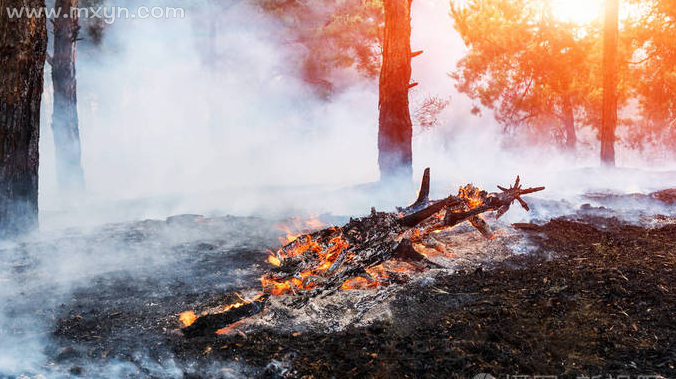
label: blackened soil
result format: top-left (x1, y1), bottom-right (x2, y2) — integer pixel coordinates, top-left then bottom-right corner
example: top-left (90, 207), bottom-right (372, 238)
top-left (1, 215), bottom-right (285, 378)
top-left (169, 218), bottom-right (676, 379)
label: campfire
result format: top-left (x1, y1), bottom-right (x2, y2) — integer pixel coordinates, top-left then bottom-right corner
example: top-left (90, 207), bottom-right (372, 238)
top-left (179, 169), bottom-right (545, 337)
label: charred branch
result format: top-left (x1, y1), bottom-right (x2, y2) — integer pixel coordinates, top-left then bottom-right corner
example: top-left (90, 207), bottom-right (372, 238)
top-left (182, 170), bottom-right (544, 333)
top-left (409, 167), bottom-right (430, 210)
top-left (182, 295), bottom-right (268, 338)
top-left (399, 197), bottom-right (463, 227)
top-left (393, 238), bottom-right (425, 262)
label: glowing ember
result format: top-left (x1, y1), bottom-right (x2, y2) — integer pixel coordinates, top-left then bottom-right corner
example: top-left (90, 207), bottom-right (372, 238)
top-left (262, 231), bottom-right (349, 295)
top-left (215, 319), bottom-right (247, 336)
top-left (221, 293), bottom-right (248, 312)
top-left (342, 260), bottom-right (417, 290)
top-left (266, 253), bottom-right (281, 267)
top-left (179, 311), bottom-right (198, 327)
top-left (458, 184), bottom-right (484, 209)
top-left (179, 293), bottom-right (267, 330)
top-left (341, 276), bottom-right (375, 290)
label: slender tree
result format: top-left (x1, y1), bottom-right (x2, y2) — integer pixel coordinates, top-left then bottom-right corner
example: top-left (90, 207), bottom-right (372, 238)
top-left (450, 0), bottom-right (599, 151)
top-left (51, 0), bottom-right (85, 191)
top-left (0, 0), bottom-right (47, 238)
top-left (625, 0), bottom-right (676, 150)
top-left (600, 0), bottom-right (619, 166)
top-left (378, 0), bottom-right (414, 181)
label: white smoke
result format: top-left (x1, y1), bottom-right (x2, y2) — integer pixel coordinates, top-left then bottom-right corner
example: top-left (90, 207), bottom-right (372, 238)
top-left (36, 0), bottom-right (676, 232)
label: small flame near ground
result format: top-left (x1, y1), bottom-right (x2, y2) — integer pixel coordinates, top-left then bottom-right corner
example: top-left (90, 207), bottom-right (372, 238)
top-left (267, 215), bottom-right (326, 265)
top-left (275, 215), bottom-right (324, 245)
top-left (262, 230), bottom-right (349, 295)
top-left (179, 311), bottom-right (198, 327)
top-left (179, 292), bottom-right (264, 328)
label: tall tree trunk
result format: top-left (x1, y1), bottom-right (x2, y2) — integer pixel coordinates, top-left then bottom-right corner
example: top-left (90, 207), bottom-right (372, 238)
top-left (378, 0), bottom-right (413, 182)
top-left (562, 96), bottom-right (577, 152)
top-left (52, 0), bottom-right (85, 192)
top-left (600, 0), bottom-right (619, 167)
top-left (0, 0), bottom-right (47, 238)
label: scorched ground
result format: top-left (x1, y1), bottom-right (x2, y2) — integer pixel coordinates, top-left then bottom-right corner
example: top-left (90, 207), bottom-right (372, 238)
top-left (1, 186), bottom-right (675, 379)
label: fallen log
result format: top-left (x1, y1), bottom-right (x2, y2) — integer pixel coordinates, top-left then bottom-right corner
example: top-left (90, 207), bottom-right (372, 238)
top-left (262, 170), bottom-right (545, 298)
top-left (181, 169), bottom-right (545, 335)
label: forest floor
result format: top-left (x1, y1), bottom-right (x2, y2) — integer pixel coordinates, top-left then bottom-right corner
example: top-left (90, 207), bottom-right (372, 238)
top-left (168, 216), bottom-right (676, 379)
top-left (2, 190), bottom-right (676, 379)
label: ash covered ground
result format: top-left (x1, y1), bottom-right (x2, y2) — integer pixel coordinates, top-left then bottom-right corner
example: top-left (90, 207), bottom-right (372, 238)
top-left (1, 185), bottom-right (676, 379)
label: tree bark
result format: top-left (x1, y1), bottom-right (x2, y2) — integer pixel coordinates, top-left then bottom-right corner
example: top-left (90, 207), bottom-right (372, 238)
top-left (600, 0), bottom-right (619, 167)
top-left (0, 0), bottom-right (47, 238)
top-left (52, 0), bottom-right (85, 192)
top-left (378, 0), bottom-right (413, 182)
top-left (562, 96), bottom-right (577, 152)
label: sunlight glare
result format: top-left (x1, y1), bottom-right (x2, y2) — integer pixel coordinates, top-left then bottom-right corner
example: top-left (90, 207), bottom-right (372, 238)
top-left (551, 0), bottom-right (603, 25)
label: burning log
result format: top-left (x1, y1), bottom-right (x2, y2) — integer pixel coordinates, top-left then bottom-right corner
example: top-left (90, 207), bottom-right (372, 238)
top-left (180, 169), bottom-right (544, 336)
top-left (262, 170), bottom-right (544, 299)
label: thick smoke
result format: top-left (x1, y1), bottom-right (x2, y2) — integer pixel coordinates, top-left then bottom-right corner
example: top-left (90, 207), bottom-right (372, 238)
top-left (36, 0), bottom-right (676, 231)
top-left (39, 0), bottom-right (380, 228)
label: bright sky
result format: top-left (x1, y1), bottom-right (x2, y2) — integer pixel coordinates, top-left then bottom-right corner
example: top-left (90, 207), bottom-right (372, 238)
top-left (551, 0), bottom-right (603, 24)
top-left (551, 0), bottom-right (648, 24)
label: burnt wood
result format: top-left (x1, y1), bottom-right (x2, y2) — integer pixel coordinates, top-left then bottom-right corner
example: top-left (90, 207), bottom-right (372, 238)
top-left (184, 169), bottom-right (544, 333)
top-left (266, 169), bottom-right (545, 299)
top-left (183, 295), bottom-right (269, 338)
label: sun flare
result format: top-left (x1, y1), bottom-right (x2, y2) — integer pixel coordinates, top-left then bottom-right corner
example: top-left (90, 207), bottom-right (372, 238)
top-left (550, 0), bottom-right (603, 24)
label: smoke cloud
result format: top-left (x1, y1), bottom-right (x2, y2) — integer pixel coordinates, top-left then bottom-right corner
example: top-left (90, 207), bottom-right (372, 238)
top-left (34, 0), bottom-right (676, 231)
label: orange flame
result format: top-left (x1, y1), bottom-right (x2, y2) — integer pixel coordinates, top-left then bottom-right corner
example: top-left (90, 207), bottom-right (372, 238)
top-left (266, 253), bottom-right (281, 267)
top-left (275, 215), bottom-right (326, 245)
top-left (458, 185), bottom-right (484, 209)
top-left (341, 261), bottom-right (416, 290)
top-left (341, 276), bottom-right (374, 290)
top-left (261, 232), bottom-right (349, 295)
top-left (179, 293), bottom-right (267, 329)
top-left (179, 311), bottom-right (198, 327)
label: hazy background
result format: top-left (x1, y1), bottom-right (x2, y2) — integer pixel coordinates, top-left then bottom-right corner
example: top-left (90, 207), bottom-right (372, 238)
top-left (37, 0), bottom-right (676, 229)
